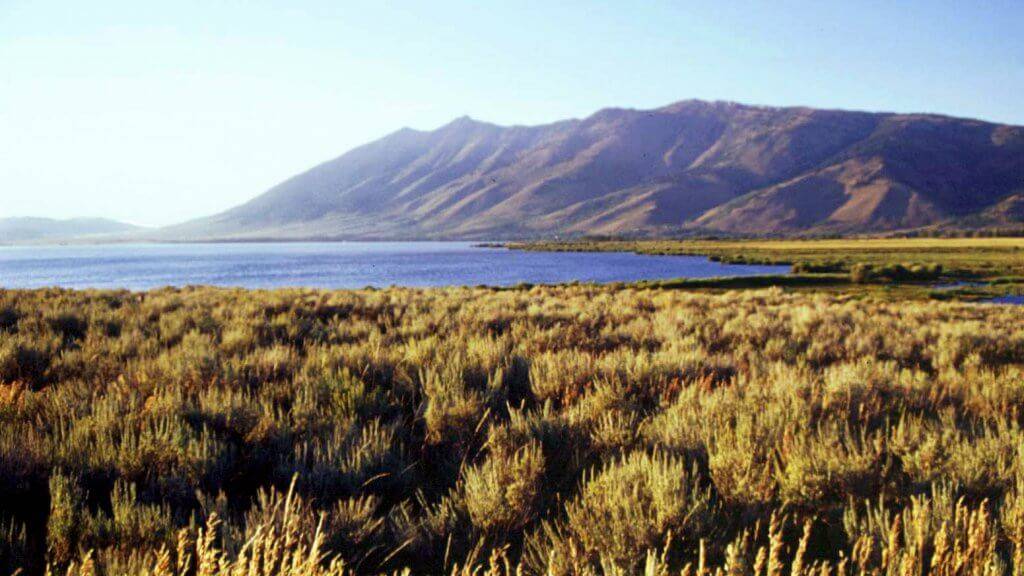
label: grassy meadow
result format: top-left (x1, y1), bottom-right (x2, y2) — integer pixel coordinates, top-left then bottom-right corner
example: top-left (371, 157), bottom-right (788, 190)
top-left (509, 238), bottom-right (1024, 295)
top-left (0, 278), bottom-right (1023, 575)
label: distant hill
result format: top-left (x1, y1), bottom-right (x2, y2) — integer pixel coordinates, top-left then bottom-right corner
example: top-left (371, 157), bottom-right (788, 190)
top-left (0, 217), bottom-right (144, 244)
top-left (161, 100), bottom-right (1024, 240)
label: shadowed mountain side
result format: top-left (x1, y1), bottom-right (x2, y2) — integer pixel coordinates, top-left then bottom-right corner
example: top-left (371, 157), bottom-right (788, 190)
top-left (159, 100), bottom-right (1024, 240)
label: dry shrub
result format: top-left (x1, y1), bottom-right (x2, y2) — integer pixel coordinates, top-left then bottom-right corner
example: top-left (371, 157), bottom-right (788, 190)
top-left (563, 450), bottom-right (717, 570)
top-left (0, 285), bottom-right (1020, 575)
top-left (462, 442), bottom-right (545, 537)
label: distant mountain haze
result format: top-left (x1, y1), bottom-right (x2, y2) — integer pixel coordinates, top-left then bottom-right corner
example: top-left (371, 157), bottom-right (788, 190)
top-left (0, 217), bottom-right (144, 244)
top-left (148, 99), bottom-right (1024, 239)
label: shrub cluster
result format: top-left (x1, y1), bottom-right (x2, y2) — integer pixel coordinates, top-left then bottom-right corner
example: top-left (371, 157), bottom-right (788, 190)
top-left (850, 262), bottom-right (944, 283)
top-left (0, 285), bottom-right (1022, 574)
top-left (790, 260), bottom-right (845, 274)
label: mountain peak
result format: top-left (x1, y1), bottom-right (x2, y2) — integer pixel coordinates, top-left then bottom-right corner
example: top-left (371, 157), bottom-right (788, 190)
top-left (439, 115), bottom-right (490, 131)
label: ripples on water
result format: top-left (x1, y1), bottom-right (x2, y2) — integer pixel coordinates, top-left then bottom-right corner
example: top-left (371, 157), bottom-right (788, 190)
top-left (0, 242), bottom-right (791, 291)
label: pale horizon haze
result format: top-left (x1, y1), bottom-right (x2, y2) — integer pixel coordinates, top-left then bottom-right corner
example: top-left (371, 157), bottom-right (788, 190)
top-left (2, 0), bottom-right (1022, 227)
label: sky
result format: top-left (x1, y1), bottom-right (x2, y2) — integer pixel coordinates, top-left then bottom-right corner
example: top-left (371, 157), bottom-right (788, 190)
top-left (2, 1), bottom-right (1022, 227)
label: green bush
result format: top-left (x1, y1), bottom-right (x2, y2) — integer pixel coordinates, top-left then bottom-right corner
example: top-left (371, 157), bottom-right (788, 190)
top-left (47, 471), bottom-right (85, 566)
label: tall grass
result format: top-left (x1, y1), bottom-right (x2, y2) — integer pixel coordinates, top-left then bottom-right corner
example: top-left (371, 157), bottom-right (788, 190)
top-left (0, 285), bottom-right (1022, 574)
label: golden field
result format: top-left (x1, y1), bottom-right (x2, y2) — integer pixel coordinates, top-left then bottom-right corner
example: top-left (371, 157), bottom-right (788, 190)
top-left (510, 237), bottom-right (1024, 281)
top-left (1, 284), bottom-right (1023, 575)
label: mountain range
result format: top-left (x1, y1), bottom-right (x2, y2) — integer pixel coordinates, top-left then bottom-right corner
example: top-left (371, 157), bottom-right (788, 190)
top-left (164, 99), bottom-right (1024, 239)
top-left (18, 99), bottom-right (1024, 243)
top-left (0, 217), bottom-right (144, 244)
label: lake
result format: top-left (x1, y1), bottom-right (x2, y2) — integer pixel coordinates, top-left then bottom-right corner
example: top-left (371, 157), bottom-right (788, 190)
top-left (0, 242), bottom-right (790, 290)
top-left (986, 295), bottom-right (1024, 305)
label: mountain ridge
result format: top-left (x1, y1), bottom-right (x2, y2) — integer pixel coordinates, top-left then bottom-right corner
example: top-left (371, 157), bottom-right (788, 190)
top-left (159, 99), bottom-right (1024, 240)
top-left (0, 217), bottom-right (145, 244)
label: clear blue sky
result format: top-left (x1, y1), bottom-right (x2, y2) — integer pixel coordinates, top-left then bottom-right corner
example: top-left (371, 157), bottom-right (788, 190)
top-left (2, 0), bottom-right (1022, 226)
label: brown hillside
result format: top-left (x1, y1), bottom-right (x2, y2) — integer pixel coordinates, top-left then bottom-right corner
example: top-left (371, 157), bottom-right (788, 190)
top-left (161, 100), bottom-right (1024, 239)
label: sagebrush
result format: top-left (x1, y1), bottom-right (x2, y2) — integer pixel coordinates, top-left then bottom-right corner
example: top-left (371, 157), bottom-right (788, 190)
top-left (0, 285), bottom-right (1022, 575)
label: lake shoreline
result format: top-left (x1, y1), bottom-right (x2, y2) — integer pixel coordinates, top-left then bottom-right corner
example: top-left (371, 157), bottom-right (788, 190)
top-left (0, 241), bottom-right (790, 291)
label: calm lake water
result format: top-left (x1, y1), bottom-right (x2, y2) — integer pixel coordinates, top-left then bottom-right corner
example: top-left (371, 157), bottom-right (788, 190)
top-left (987, 295), bottom-right (1024, 305)
top-left (0, 242), bottom-right (790, 290)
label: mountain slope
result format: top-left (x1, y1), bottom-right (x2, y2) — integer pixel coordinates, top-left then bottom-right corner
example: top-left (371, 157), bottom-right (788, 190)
top-left (165, 100), bottom-right (1024, 239)
top-left (0, 217), bottom-right (144, 244)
